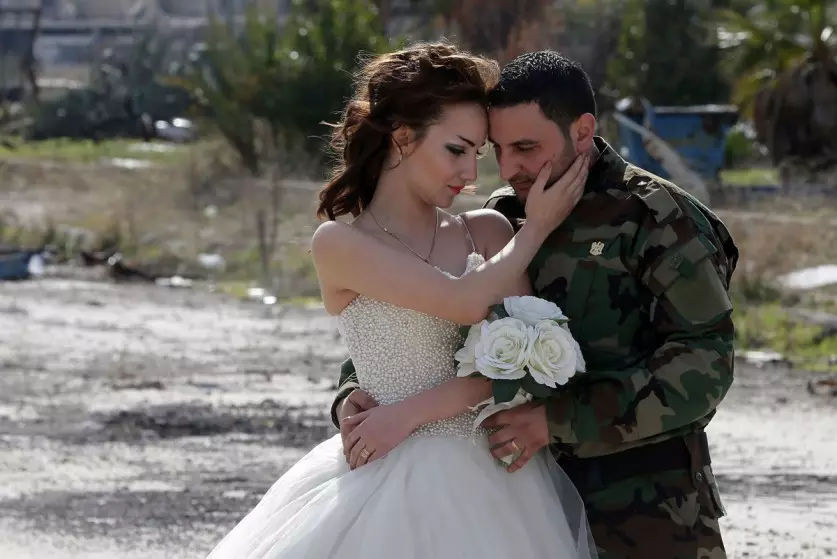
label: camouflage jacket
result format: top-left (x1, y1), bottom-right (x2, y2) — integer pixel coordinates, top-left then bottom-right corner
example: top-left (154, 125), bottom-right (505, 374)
top-left (330, 137), bottom-right (739, 460)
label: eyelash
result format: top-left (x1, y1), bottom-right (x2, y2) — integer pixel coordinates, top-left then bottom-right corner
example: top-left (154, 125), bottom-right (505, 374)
top-left (447, 146), bottom-right (466, 156)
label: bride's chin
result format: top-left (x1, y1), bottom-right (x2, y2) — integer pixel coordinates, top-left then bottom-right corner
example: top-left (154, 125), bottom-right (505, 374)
top-left (434, 194), bottom-right (456, 209)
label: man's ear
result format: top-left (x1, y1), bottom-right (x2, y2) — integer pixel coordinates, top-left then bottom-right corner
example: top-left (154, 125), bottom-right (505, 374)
top-left (570, 113), bottom-right (597, 153)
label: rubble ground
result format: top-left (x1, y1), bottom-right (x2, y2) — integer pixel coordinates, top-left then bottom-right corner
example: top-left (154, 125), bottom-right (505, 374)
top-left (1, 278), bottom-right (835, 558)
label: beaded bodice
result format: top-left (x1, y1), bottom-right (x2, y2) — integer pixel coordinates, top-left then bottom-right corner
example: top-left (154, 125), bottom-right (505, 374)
top-left (338, 252), bottom-right (487, 440)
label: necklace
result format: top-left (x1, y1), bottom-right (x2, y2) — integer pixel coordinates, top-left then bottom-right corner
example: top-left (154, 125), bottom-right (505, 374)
top-left (368, 207), bottom-right (440, 263)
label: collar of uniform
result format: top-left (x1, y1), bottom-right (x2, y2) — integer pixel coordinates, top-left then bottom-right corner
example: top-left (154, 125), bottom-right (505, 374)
top-left (584, 136), bottom-right (628, 194)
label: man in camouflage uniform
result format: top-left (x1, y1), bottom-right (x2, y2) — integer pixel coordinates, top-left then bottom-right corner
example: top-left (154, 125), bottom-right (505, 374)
top-left (330, 51), bottom-right (738, 559)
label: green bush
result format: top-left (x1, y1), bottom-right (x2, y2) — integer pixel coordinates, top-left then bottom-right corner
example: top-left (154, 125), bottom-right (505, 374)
top-left (607, 0), bottom-right (729, 105)
top-left (180, 0), bottom-right (398, 176)
top-left (723, 123), bottom-right (769, 169)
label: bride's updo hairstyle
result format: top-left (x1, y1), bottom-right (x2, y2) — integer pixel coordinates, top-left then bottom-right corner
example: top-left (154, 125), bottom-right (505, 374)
top-left (317, 42), bottom-right (499, 220)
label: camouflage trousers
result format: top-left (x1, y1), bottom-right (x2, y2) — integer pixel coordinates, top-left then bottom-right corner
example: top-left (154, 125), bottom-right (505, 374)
top-left (580, 467), bottom-right (727, 559)
top-left (558, 437), bottom-right (727, 558)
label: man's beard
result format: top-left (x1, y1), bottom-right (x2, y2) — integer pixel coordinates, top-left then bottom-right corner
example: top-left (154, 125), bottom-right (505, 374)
top-left (509, 144), bottom-right (577, 201)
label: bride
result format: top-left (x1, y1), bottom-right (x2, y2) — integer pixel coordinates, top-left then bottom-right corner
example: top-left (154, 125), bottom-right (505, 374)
top-left (205, 42), bottom-right (597, 559)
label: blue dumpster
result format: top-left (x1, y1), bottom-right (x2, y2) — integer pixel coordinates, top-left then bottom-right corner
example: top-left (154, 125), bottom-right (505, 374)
top-left (613, 98), bottom-right (739, 181)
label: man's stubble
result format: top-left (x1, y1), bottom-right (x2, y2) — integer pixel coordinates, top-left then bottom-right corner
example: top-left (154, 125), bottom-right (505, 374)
top-left (513, 140), bottom-right (578, 203)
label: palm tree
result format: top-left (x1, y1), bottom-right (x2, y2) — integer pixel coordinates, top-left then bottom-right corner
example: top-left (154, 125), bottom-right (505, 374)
top-left (421, 0), bottom-right (551, 61)
top-left (716, 0), bottom-right (837, 186)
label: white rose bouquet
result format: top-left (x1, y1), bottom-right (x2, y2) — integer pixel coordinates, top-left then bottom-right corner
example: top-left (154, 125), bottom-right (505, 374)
top-left (454, 296), bottom-right (586, 449)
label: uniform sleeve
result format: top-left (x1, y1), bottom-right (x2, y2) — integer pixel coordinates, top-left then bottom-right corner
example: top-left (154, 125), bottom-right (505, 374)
top-left (481, 188), bottom-right (525, 231)
top-left (545, 200), bottom-right (736, 446)
top-left (329, 358), bottom-right (360, 428)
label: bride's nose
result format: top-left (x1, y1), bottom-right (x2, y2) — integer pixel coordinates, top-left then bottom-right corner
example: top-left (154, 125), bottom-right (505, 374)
top-left (462, 159), bottom-right (478, 183)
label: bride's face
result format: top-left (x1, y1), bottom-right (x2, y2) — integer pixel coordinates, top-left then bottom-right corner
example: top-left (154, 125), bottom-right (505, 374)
top-left (397, 102), bottom-right (488, 208)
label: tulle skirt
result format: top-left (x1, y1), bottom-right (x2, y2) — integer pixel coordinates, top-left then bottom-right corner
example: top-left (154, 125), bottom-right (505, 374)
top-left (205, 433), bottom-right (597, 558)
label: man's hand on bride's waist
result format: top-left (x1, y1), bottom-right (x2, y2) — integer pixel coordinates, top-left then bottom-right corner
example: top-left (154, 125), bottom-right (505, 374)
top-left (338, 390), bottom-right (377, 464)
top-left (342, 401), bottom-right (416, 470)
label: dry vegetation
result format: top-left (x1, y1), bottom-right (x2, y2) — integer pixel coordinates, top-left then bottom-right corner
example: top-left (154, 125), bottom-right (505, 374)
top-left (721, 208), bottom-right (837, 370)
top-left (0, 140), bottom-right (325, 298)
top-left (2, 139), bottom-right (836, 369)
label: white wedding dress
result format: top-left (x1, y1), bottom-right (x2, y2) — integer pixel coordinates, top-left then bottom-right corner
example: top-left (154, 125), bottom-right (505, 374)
top-left (205, 252), bottom-right (597, 559)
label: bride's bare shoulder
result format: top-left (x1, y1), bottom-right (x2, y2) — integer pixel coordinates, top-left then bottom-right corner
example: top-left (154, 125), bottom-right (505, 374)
top-left (310, 219), bottom-right (385, 277)
top-left (460, 208), bottom-right (514, 230)
top-left (311, 219), bottom-right (346, 242)
top-left (459, 209), bottom-right (515, 256)
top-left (310, 220), bottom-right (370, 314)
top-left (311, 219), bottom-right (364, 255)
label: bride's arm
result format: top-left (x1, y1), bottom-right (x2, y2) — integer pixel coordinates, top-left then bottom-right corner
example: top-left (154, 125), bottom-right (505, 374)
top-left (312, 156), bottom-right (587, 324)
top-left (312, 220), bottom-right (539, 324)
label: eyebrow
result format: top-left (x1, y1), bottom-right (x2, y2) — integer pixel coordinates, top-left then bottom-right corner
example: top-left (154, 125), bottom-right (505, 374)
top-left (456, 135), bottom-right (476, 147)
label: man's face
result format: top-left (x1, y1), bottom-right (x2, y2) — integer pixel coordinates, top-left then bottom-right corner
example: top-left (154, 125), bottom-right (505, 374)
top-left (488, 102), bottom-right (577, 201)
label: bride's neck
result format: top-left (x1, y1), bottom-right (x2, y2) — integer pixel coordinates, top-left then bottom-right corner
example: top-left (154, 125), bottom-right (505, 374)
top-left (367, 169), bottom-right (438, 233)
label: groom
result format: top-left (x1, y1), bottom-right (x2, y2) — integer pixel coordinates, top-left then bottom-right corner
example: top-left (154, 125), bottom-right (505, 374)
top-left (330, 51), bottom-right (738, 559)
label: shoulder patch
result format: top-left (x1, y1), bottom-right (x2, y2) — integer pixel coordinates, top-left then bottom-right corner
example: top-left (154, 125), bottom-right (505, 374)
top-left (485, 185), bottom-right (516, 202)
top-left (629, 175), bottom-right (684, 225)
top-left (482, 185), bottom-right (518, 212)
top-left (481, 186), bottom-right (525, 229)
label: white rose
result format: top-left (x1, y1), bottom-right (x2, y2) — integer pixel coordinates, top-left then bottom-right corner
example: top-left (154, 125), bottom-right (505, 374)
top-left (527, 320), bottom-right (586, 388)
top-left (472, 317), bottom-right (534, 380)
top-left (454, 320), bottom-right (486, 377)
top-left (504, 295), bottom-right (568, 326)
top-left (560, 323), bottom-right (586, 373)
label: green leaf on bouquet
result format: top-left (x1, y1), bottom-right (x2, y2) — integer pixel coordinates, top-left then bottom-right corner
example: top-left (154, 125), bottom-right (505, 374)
top-left (490, 303), bottom-right (509, 319)
top-left (521, 375), bottom-right (553, 399)
top-left (492, 379), bottom-right (520, 404)
top-left (458, 325), bottom-right (472, 341)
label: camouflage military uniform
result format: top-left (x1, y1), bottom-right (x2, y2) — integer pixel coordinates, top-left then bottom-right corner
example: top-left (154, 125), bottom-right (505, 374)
top-left (330, 137), bottom-right (738, 559)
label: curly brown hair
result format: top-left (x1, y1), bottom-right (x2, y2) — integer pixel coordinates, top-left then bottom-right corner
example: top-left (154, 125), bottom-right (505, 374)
top-left (317, 42), bottom-right (499, 221)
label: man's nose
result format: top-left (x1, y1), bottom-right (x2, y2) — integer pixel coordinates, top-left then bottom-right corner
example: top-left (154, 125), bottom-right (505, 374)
top-left (496, 152), bottom-right (516, 183)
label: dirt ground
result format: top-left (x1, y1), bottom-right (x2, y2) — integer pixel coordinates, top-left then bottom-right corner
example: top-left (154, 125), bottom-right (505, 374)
top-left (1, 273), bottom-right (835, 559)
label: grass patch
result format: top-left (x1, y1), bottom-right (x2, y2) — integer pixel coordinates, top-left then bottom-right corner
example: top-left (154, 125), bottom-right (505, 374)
top-left (215, 279), bottom-right (262, 299)
top-left (0, 138), bottom-right (189, 164)
top-left (735, 303), bottom-right (837, 371)
top-left (720, 167), bottom-right (779, 186)
top-left (726, 211), bottom-right (837, 372)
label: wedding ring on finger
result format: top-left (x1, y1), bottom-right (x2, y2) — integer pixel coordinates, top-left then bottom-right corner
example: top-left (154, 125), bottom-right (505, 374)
top-left (359, 447), bottom-right (372, 461)
top-left (509, 441), bottom-right (524, 461)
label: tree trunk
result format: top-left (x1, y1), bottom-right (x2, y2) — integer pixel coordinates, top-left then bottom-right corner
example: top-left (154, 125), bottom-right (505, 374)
top-left (21, 3), bottom-right (42, 104)
top-left (449, 0), bottom-right (549, 61)
top-left (373, 0), bottom-right (392, 31)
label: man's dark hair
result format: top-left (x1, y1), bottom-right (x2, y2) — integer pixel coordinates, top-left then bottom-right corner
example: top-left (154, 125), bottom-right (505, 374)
top-left (488, 51), bottom-right (596, 132)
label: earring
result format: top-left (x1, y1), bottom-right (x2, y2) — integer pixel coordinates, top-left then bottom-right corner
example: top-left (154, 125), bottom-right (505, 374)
top-left (386, 149), bottom-right (403, 169)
